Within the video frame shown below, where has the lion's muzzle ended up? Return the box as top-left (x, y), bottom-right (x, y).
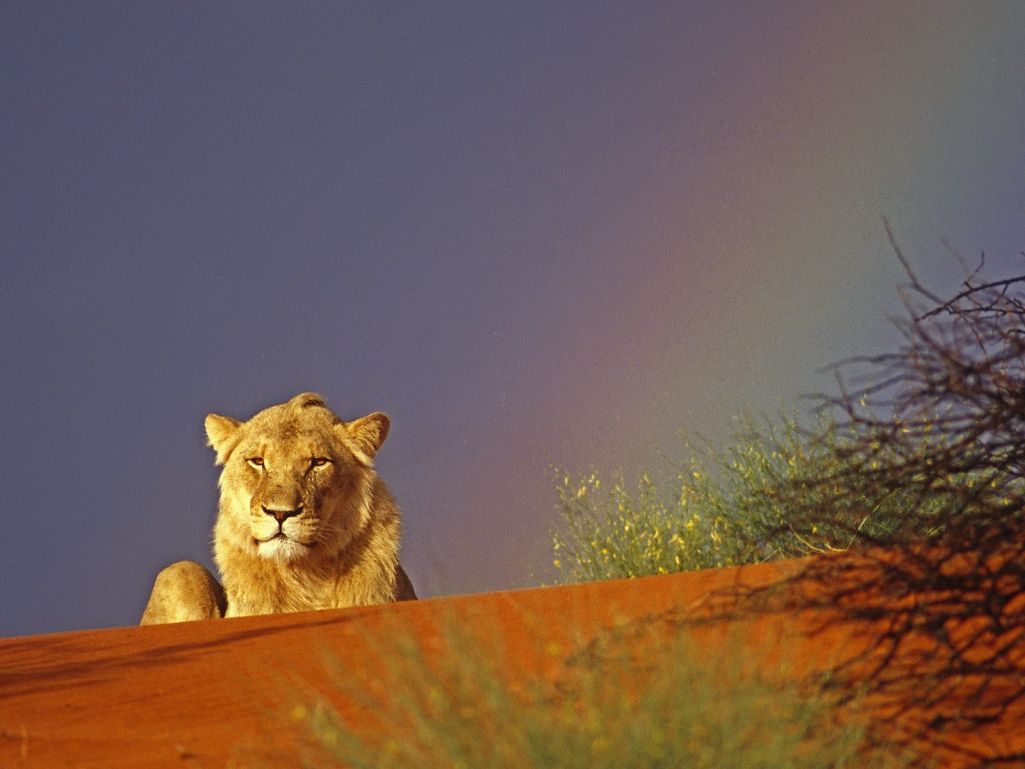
top-left (261, 504), bottom-right (304, 524)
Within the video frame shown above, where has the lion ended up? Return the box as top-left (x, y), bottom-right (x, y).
top-left (140, 392), bottom-right (416, 624)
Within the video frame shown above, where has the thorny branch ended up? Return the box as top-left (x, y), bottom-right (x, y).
top-left (754, 232), bottom-right (1025, 768)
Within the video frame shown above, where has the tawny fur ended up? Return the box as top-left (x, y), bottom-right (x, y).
top-left (140, 560), bottom-right (226, 624)
top-left (140, 392), bottom-right (415, 625)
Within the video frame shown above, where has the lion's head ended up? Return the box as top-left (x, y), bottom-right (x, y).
top-left (204, 392), bottom-right (390, 565)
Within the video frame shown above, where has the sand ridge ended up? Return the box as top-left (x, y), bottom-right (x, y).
top-left (0, 557), bottom-right (1021, 768)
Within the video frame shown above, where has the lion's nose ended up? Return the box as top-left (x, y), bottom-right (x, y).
top-left (262, 505), bottom-right (303, 524)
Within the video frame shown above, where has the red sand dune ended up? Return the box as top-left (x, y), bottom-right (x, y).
top-left (1, 557), bottom-right (1023, 768)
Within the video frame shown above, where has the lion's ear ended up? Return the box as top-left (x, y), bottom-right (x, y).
top-left (341, 412), bottom-right (390, 466)
top-left (205, 413), bottom-right (242, 465)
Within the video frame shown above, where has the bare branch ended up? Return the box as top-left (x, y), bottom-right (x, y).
top-left (761, 232), bottom-right (1025, 767)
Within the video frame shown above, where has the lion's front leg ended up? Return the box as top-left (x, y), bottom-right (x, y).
top-left (140, 560), bottom-right (226, 625)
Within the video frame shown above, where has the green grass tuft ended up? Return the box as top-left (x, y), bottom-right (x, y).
top-left (291, 618), bottom-right (917, 769)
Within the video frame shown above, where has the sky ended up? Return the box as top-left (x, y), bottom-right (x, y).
top-left (3, 2), bottom-right (1025, 637)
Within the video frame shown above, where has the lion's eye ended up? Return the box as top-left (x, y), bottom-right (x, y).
top-left (246, 457), bottom-right (265, 469)
top-left (310, 457), bottom-right (331, 468)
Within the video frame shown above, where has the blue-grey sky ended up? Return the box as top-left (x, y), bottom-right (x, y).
top-left (3, 2), bottom-right (1025, 637)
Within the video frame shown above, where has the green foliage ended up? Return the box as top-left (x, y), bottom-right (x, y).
top-left (294, 620), bottom-right (915, 769)
top-left (551, 413), bottom-right (958, 584)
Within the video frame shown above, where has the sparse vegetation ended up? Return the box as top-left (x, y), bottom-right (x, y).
top-left (551, 412), bottom-right (957, 584)
top-left (292, 619), bottom-right (917, 769)
top-left (553, 232), bottom-right (1025, 767)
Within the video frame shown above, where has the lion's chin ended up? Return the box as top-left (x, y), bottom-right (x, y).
top-left (255, 535), bottom-right (311, 563)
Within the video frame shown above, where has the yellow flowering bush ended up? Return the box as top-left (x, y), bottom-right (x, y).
top-left (551, 412), bottom-right (966, 583)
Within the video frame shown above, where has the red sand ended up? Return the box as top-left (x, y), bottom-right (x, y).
top-left (1, 558), bottom-right (1021, 768)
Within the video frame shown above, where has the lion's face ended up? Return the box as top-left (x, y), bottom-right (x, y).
top-left (205, 393), bottom-right (390, 564)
